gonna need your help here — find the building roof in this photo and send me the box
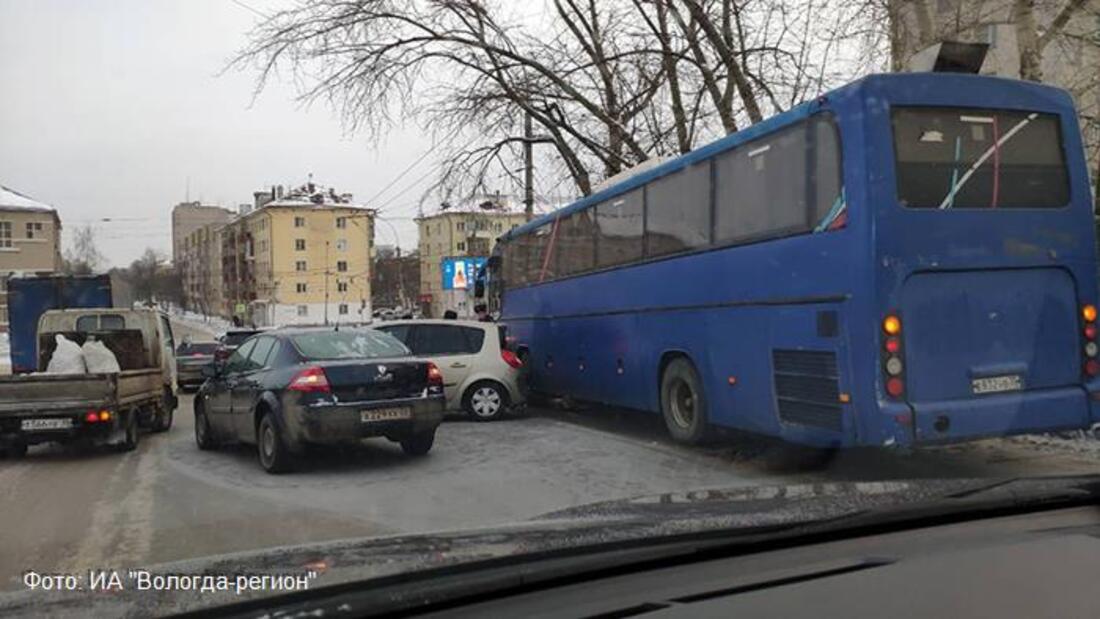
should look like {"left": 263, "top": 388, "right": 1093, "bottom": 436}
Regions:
{"left": 0, "top": 184, "right": 55, "bottom": 213}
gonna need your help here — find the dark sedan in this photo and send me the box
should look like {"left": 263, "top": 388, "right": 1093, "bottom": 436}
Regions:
{"left": 193, "top": 327, "right": 446, "bottom": 473}
{"left": 175, "top": 341, "right": 219, "bottom": 390}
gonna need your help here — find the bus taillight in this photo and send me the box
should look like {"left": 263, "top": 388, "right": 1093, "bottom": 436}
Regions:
{"left": 1083, "top": 304, "right": 1097, "bottom": 376}
{"left": 882, "top": 313, "right": 905, "bottom": 399}
{"left": 1083, "top": 304, "right": 1097, "bottom": 322}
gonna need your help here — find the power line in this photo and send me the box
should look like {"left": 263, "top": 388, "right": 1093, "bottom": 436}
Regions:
{"left": 364, "top": 125, "right": 463, "bottom": 206}
{"left": 230, "top": 0, "right": 269, "bottom": 19}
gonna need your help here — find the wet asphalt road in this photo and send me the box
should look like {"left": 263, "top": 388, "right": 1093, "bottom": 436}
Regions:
{"left": 1, "top": 319, "right": 1097, "bottom": 593}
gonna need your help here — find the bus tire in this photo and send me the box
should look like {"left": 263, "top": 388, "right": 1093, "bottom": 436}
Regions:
{"left": 660, "top": 358, "right": 712, "bottom": 444}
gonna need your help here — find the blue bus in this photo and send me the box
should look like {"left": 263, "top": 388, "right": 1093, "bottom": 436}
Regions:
{"left": 485, "top": 73, "right": 1100, "bottom": 448}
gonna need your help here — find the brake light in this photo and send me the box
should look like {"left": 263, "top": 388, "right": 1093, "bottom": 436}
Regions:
{"left": 884, "top": 337, "right": 901, "bottom": 354}
{"left": 501, "top": 349, "right": 523, "bottom": 369}
{"left": 426, "top": 362, "right": 443, "bottom": 387}
{"left": 85, "top": 411, "right": 99, "bottom": 423}
{"left": 1086, "top": 360, "right": 1100, "bottom": 377}
{"left": 885, "top": 377, "right": 905, "bottom": 398}
{"left": 288, "top": 366, "right": 331, "bottom": 393}
{"left": 1086, "top": 325, "right": 1098, "bottom": 340}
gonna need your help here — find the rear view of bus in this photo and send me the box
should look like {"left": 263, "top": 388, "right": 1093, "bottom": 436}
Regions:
{"left": 866, "top": 75, "right": 1099, "bottom": 446}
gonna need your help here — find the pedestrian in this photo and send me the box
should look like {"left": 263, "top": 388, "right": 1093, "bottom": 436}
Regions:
{"left": 474, "top": 304, "right": 491, "bottom": 322}
{"left": 443, "top": 310, "right": 458, "bottom": 320}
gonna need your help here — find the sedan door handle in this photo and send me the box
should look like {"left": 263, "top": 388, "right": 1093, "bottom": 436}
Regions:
{"left": 450, "top": 363, "right": 468, "bottom": 369}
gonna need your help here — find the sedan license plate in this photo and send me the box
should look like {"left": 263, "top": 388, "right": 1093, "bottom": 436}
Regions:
{"left": 971, "top": 374, "right": 1023, "bottom": 395}
{"left": 361, "top": 407, "right": 412, "bottom": 422}
{"left": 21, "top": 418, "right": 73, "bottom": 431}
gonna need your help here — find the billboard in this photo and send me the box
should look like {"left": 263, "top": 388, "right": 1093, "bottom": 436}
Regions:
{"left": 441, "top": 257, "right": 487, "bottom": 291}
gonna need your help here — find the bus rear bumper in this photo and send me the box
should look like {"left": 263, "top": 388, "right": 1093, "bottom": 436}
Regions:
{"left": 910, "top": 386, "right": 1090, "bottom": 445}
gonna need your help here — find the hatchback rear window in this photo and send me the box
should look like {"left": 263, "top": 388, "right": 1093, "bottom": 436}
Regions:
{"left": 892, "top": 107, "right": 1068, "bottom": 209}
{"left": 177, "top": 342, "right": 218, "bottom": 355}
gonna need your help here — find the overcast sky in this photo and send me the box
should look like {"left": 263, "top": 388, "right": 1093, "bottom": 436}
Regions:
{"left": 0, "top": 0, "right": 435, "bottom": 267}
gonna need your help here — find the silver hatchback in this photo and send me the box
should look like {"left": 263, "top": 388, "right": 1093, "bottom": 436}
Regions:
{"left": 374, "top": 319, "right": 526, "bottom": 421}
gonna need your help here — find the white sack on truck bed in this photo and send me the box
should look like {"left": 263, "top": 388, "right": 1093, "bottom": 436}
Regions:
{"left": 45, "top": 334, "right": 87, "bottom": 374}
{"left": 82, "top": 339, "right": 121, "bottom": 374}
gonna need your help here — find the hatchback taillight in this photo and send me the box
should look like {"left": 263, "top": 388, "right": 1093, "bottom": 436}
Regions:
{"left": 501, "top": 349, "right": 523, "bottom": 369}
{"left": 288, "top": 366, "right": 331, "bottom": 393}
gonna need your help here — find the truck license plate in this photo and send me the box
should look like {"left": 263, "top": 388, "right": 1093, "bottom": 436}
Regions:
{"left": 971, "top": 374, "right": 1023, "bottom": 395}
{"left": 20, "top": 418, "right": 73, "bottom": 431}
{"left": 361, "top": 407, "right": 412, "bottom": 422}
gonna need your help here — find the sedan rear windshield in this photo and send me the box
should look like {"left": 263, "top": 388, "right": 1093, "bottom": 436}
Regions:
{"left": 892, "top": 107, "right": 1068, "bottom": 209}
{"left": 222, "top": 331, "right": 261, "bottom": 346}
{"left": 290, "top": 330, "right": 411, "bottom": 360}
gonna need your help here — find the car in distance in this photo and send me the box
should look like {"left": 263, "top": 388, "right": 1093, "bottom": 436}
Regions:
{"left": 375, "top": 319, "right": 525, "bottom": 421}
{"left": 214, "top": 328, "right": 268, "bottom": 363}
{"left": 193, "top": 327, "right": 446, "bottom": 473}
{"left": 174, "top": 341, "right": 219, "bottom": 391}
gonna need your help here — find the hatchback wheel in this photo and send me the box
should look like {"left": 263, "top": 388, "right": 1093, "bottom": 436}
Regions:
{"left": 463, "top": 381, "right": 509, "bottom": 421}
{"left": 400, "top": 430, "right": 435, "bottom": 456}
{"left": 194, "top": 402, "right": 217, "bottom": 451}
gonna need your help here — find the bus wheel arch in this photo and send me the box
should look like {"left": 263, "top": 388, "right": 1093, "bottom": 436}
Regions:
{"left": 658, "top": 353, "right": 713, "bottom": 445}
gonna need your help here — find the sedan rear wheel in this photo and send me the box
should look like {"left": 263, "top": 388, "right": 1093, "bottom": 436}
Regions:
{"left": 194, "top": 402, "right": 217, "bottom": 451}
{"left": 400, "top": 430, "right": 435, "bottom": 456}
{"left": 257, "top": 412, "right": 294, "bottom": 474}
{"left": 463, "top": 380, "right": 509, "bottom": 421}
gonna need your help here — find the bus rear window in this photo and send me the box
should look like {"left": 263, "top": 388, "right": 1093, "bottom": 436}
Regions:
{"left": 892, "top": 107, "right": 1068, "bottom": 209}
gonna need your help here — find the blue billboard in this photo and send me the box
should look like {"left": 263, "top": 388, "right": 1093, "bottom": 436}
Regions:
{"left": 441, "top": 257, "right": 487, "bottom": 291}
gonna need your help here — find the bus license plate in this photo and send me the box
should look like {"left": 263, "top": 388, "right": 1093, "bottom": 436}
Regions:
{"left": 21, "top": 418, "right": 73, "bottom": 431}
{"left": 971, "top": 374, "right": 1023, "bottom": 395}
{"left": 361, "top": 407, "right": 412, "bottom": 422}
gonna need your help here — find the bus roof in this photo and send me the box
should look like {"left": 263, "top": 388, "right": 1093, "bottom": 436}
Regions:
{"left": 501, "top": 72, "right": 1074, "bottom": 241}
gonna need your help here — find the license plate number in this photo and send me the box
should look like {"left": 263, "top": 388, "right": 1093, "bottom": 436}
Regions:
{"left": 20, "top": 418, "right": 73, "bottom": 431}
{"left": 971, "top": 374, "right": 1023, "bottom": 395}
{"left": 361, "top": 407, "right": 411, "bottom": 422}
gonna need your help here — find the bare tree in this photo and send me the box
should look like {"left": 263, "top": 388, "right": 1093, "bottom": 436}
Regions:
{"left": 62, "top": 225, "right": 105, "bottom": 275}
{"left": 233, "top": 0, "right": 858, "bottom": 202}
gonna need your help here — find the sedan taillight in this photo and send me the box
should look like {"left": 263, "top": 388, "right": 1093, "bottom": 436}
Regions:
{"left": 288, "top": 366, "right": 331, "bottom": 393}
{"left": 427, "top": 362, "right": 444, "bottom": 387}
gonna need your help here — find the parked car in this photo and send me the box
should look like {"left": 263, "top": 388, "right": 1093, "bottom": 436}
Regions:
{"left": 175, "top": 341, "right": 219, "bottom": 391}
{"left": 214, "top": 328, "right": 268, "bottom": 363}
{"left": 375, "top": 319, "right": 525, "bottom": 421}
{"left": 193, "top": 327, "right": 446, "bottom": 473}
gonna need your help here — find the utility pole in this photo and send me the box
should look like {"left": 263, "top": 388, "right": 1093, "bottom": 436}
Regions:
{"left": 324, "top": 240, "right": 330, "bottom": 326}
{"left": 524, "top": 111, "right": 534, "bottom": 222}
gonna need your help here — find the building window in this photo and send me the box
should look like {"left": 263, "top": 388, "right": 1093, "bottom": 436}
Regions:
{"left": 338, "top": 303, "right": 349, "bottom": 315}
{"left": 424, "top": 225, "right": 430, "bottom": 238}
{"left": 335, "top": 239, "right": 347, "bottom": 251}
{"left": 456, "top": 221, "right": 465, "bottom": 231}
{"left": 295, "top": 238, "right": 306, "bottom": 251}
{"left": 294, "top": 216, "right": 306, "bottom": 228}
{"left": 337, "top": 281, "right": 348, "bottom": 292}
{"left": 510, "top": 224, "right": 517, "bottom": 231}
{"left": 0, "top": 221, "right": 12, "bottom": 248}
{"left": 296, "top": 260, "right": 307, "bottom": 272}
{"left": 336, "top": 217, "right": 347, "bottom": 229}
{"left": 457, "top": 241, "right": 466, "bottom": 252}
{"left": 297, "top": 305, "right": 309, "bottom": 317}
{"left": 25, "top": 222, "right": 43, "bottom": 239}
{"left": 296, "top": 282, "right": 307, "bottom": 293}
{"left": 337, "top": 260, "right": 348, "bottom": 272}
{"left": 494, "top": 223, "right": 502, "bottom": 232}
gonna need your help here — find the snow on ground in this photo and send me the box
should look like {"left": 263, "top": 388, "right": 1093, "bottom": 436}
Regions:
{"left": 1009, "top": 428, "right": 1100, "bottom": 458}
{"left": 169, "top": 309, "right": 232, "bottom": 338}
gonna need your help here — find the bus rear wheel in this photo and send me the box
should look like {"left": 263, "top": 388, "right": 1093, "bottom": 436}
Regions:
{"left": 660, "top": 358, "right": 712, "bottom": 445}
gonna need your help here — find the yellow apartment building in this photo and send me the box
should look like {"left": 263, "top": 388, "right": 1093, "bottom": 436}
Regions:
{"left": 241, "top": 189, "right": 375, "bottom": 326}
{"left": 416, "top": 197, "right": 526, "bottom": 318}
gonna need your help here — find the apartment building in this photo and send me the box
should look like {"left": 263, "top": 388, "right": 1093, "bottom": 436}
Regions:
{"left": 0, "top": 185, "right": 62, "bottom": 331}
{"left": 171, "top": 202, "right": 233, "bottom": 265}
{"left": 416, "top": 196, "right": 526, "bottom": 318}
{"left": 234, "top": 184, "right": 375, "bottom": 326}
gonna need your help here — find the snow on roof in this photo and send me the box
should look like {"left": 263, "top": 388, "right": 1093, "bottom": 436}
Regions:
{"left": 0, "top": 184, "right": 55, "bottom": 212}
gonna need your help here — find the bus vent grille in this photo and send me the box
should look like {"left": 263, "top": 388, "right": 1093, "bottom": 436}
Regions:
{"left": 772, "top": 349, "right": 842, "bottom": 432}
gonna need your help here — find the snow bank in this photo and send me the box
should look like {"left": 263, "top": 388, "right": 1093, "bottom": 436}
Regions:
{"left": 1010, "top": 428, "right": 1100, "bottom": 457}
